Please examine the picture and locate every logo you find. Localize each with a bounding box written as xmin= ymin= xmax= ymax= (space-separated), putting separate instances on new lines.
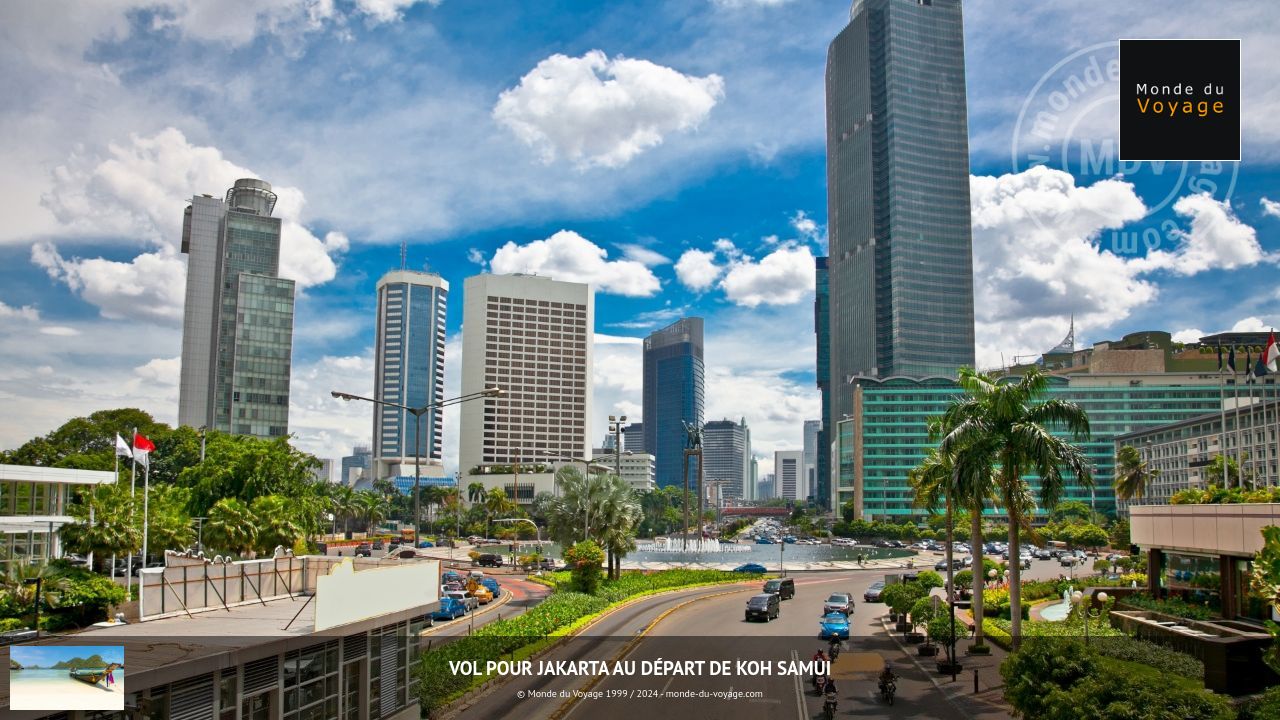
xmin=1012 ymin=41 xmax=1237 ymax=257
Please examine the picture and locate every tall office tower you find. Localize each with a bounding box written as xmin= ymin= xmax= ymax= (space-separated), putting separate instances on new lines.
xmin=622 ymin=422 xmax=645 ymax=453
xmin=759 ymin=473 xmax=775 ymax=501
xmin=803 ymin=420 xmax=822 ymax=501
xmin=341 ymin=444 xmax=372 ymax=486
xmin=748 ymin=456 xmax=759 ymax=502
xmin=178 ymin=178 xmax=295 ymax=438
xmin=824 ymin=0 xmax=976 ymax=433
xmin=814 ymin=256 xmax=832 ymax=509
xmin=643 ymin=318 xmax=705 ymax=489
xmin=703 ymin=418 xmax=751 ymax=500
xmin=372 ymin=270 xmax=448 ymax=477
xmin=774 ymin=450 xmax=803 ymax=501
xmin=458 ymin=274 xmax=593 ymax=474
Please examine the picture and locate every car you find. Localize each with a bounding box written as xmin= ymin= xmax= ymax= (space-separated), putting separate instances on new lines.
xmin=432 ymin=597 xmax=467 ymax=621
xmin=1018 ymin=556 xmax=1032 ymax=569
xmin=441 ymin=582 xmax=463 ymax=594
xmin=823 ymin=592 xmax=854 ymax=616
xmin=733 ymin=563 xmax=769 ymax=574
xmin=419 ymin=540 xmax=434 ymax=548
xmin=745 ymin=593 xmax=780 ymax=622
xmin=874 ymin=539 xmax=893 ymax=548
xmin=1035 ymin=548 xmax=1052 ymax=560
xmin=63 ymin=553 xmax=90 ymax=567
xmin=763 ymin=577 xmax=795 ymax=600
xmin=372 ymin=540 xmax=384 ymax=551
xmin=355 ymin=543 xmax=373 ymax=557
xmin=444 ymin=590 xmax=479 ymax=611
xmin=132 ymin=561 xmax=165 ymax=576
xmin=1060 ymin=555 xmax=1080 ymax=567
xmin=475 ymin=554 xmax=504 ymax=568
xmin=935 ymin=558 xmax=964 ymax=571
xmin=470 ymin=584 xmax=494 ymax=604
xmin=863 ymin=581 xmax=886 ymax=603
xmin=442 ymin=570 xmax=465 ymax=583
xmin=819 ymin=612 xmax=851 ymax=639
xmin=538 ymin=558 xmax=558 ymax=571
xmin=480 ymin=577 xmax=501 ymax=595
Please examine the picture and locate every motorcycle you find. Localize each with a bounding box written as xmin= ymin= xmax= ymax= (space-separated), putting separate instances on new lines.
xmin=822 ymin=690 xmax=838 ymax=720
xmin=828 ymin=639 xmax=841 ymax=660
xmin=878 ymin=675 xmax=896 ymax=706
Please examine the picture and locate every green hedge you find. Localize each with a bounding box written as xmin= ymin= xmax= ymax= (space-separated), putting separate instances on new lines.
xmin=1117 ymin=592 xmax=1215 ymax=621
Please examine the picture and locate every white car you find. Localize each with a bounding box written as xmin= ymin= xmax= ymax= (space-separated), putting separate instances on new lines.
xmin=445 ymin=590 xmax=479 ymax=611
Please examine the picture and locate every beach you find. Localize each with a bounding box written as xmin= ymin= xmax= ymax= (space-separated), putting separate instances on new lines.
xmin=9 ymin=668 xmax=125 ymax=711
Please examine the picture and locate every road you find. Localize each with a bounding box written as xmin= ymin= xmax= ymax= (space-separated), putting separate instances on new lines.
xmin=424 ymin=575 xmax=551 ymax=639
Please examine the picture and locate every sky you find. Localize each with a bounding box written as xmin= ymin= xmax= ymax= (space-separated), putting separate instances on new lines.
xmin=10 ymin=645 xmax=125 ymax=668
xmin=1 ymin=0 xmax=1279 ymax=478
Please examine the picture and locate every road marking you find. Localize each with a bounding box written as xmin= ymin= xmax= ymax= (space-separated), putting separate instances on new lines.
xmin=660 ymin=675 xmax=676 ymax=694
xmin=790 ymin=649 xmax=806 ymax=720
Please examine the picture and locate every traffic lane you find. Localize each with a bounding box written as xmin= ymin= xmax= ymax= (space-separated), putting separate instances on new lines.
xmin=447 ymin=581 xmax=761 ymax=720
xmin=572 ymin=570 xmax=970 ymax=720
xmin=425 ymin=576 xmax=551 ymax=638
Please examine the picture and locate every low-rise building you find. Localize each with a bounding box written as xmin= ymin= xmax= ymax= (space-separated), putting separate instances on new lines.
xmin=590 ymin=452 xmax=656 ymax=493
xmin=0 ymin=463 xmax=115 ymax=569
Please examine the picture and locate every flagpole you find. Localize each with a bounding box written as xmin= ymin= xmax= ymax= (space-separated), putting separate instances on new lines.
xmin=1219 ymin=344 xmax=1227 ymax=491
xmin=142 ymin=460 xmax=150 ymax=577
xmin=127 ymin=427 xmax=136 ymax=596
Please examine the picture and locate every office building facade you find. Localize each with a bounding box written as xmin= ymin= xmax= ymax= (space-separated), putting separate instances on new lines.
xmin=458 ymin=274 xmax=593 ymax=474
xmin=622 ymin=422 xmax=645 ymax=453
xmin=179 ymin=178 xmax=295 ymax=439
xmin=703 ymin=418 xmax=751 ymax=501
xmin=803 ymin=419 xmax=821 ymax=502
xmin=823 ymin=0 xmax=976 ymax=459
xmin=592 ymin=452 xmax=657 ymax=493
xmin=774 ymin=450 xmax=803 ymax=501
xmin=814 ymin=256 xmax=832 ymax=509
xmin=341 ymin=445 xmax=373 ymax=487
xmin=0 ymin=464 xmax=114 ymax=570
xmin=643 ymin=318 xmax=705 ymax=489
xmin=372 ymin=270 xmax=449 ymax=477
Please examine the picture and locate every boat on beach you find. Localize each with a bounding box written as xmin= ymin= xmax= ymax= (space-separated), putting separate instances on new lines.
xmin=69 ymin=664 xmax=120 ymax=686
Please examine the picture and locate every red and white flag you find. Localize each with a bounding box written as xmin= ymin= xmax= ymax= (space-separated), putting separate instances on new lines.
xmin=133 ymin=433 xmax=156 ymax=468
xmin=1265 ymin=330 xmax=1280 ymax=374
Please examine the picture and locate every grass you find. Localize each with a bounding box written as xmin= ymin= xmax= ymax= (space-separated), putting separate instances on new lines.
xmin=1096 ymin=656 xmax=1201 ymax=691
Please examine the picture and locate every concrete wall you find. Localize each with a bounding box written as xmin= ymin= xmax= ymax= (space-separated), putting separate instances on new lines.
xmin=1130 ymin=503 xmax=1280 ymax=556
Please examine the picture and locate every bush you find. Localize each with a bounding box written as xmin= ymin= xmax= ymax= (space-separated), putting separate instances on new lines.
xmin=1089 ymin=637 xmax=1204 ymax=680
xmin=1238 ymin=685 xmax=1280 ymax=720
xmin=0 ymin=617 xmax=25 ymax=632
xmin=1117 ymin=592 xmax=1215 ymax=621
xmin=1051 ymin=671 xmax=1234 ymax=720
xmin=928 ymin=612 xmax=961 ymax=646
xmin=982 ymin=588 xmax=1030 ymax=620
xmin=915 ymin=570 xmax=944 ymax=590
xmin=562 ymin=541 xmax=605 ymax=595
xmin=910 ymin=597 xmax=936 ymax=630
xmin=1001 ymin=639 xmax=1100 ymax=718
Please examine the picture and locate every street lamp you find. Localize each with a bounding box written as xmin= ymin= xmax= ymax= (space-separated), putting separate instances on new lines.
xmin=988 ymin=568 xmax=997 ymax=588
xmin=493 ymin=517 xmax=541 ymax=570
xmin=1071 ymin=590 xmax=1108 ymax=645
xmin=332 ymin=386 xmax=502 ymax=548
xmin=23 ymin=577 xmax=41 ymax=639
xmin=607 ymin=415 xmax=627 ymax=479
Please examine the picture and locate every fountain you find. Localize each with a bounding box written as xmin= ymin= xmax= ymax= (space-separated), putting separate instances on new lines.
xmin=1040 ymin=586 xmax=1074 ymax=622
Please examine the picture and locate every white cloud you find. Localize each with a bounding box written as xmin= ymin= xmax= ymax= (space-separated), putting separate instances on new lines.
xmin=607 ymin=304 xmax=691 ymax=330
xmin=288 ymin=351 xmax=376 ymax=461
xmin=39 ymin=326 xmax=80 ymax=337
xmin=1134 ymin=195 xmax=1263 ymax=276
xmin=618 ymin=243 xmax=670 ymax=267
xmin=720 ymin=244 xmax=816 ymax=307
xmin=353 ymin=0 xmax=439 ymax=25
xmin=134 ymin=356 xmax=180 ymax=384
xmin=674 ymin=249 xmax=723 ymax=292
xmin=711 ymin=0 xmax=796 ymax=7
xmin=1171 ymin=328 xmax=1204 ymax=344
xmin=1263 ymin=198 xmax=1280 ymax=219
xmin=1231 ymin=317 xmax=1269 ymax=333
xmin=489 ymin=230 xmax=660 ymax=297
xmin=466 ymin=248 xmax=487 ymax=267
xmin=493 ymin=50 xmax=725 ymax=169
xmin=0 ymin=302 xmax=39 ymax=322
xmin=790 ymin=210 xmax=822 ymax=246
xmin=35 ymin=128 xmax=347 ymax=322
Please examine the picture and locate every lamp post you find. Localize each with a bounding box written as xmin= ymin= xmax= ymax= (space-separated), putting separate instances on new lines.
xmin=1072 ymin=590 xmax=1108 ymax=645
xmin=988 ymin=568 xmax=997 ymax=588
xmin=23 ymin=577 xmax=41 ymax=639
xmin=607 ymin=415 xmax=627 ymax=479
xmin=332 ymin=386 xmax=502 ymax=549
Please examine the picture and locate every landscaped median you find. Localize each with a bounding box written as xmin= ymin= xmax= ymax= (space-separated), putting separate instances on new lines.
xmin=413 ymin=566 xmax=761 ymax=715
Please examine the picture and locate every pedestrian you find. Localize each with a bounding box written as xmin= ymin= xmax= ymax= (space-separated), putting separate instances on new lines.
xmin=106 ymin=667 xmax=115 ymax=687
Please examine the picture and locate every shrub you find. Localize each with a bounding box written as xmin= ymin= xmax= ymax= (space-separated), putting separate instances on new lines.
xmin=562 ymin=541 xmax=605 ymax=595
xmin=910 ymin=597 xmax=936 ymax=631
xmin=882 ymin=582 xmax=924 ymax=617
xmin=1001 ymin=639 xmax=1100 ymax=718
xmin=0 ymin=617 xmax=25 ymax=632
xmin=928 ymin=612 xmax=961 ymax=646
xmin=1117 ymin=592 xmax=1215 ymax=621
xmin=914 ymin=570 xmax=944 ymax=590
xmin=1238 ymin=685 xmax=1280 ymax=720
xmin=1054 ymin=671 xmax=1234 ymax=720
xmin=982 ymin=588 xmax=1030 ymax=620
xmin=953 ymin=569 xmax=973 ymax=589
xmin=1089 ymin=637 xmax=1204 ymax=680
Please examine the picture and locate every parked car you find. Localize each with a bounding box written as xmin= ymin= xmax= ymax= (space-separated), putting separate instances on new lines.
xmin=823 ymin=592 xmax=854 ymax=616
xmin=763 ymin=577 xmax=795 ymax=600
xmin=863 ymin=581 xmax=886 ymax=603
xmin=355 ymin=543 xmax=373 ymax=557
xmin=475 ymin=554 xmax=504 ymax=568
xmin=745 ymin=593 xmax=780 ymax=622
xmin=1060 ymin=555 xmax=1080 ymax=567
xmin=1035 ymin=548 xmax=1053 ymax=560
xmin=432 ymin=597 xmax=467 ymax=621
xmin=444 ymin=590 xmax=478 ymax=611
xmin=419 ymin=540 xmax=434 ymax=548
xmin=819 ymin=612 xmax=851 ymax=639
xmin=480 ymin=577 xmax=501 ymax=596
xmin=733 ymin=563 xmax=769 ymax=574
xmin=935 ymin=558 xmax=964 ymax=571
xmin=132 ymin=561 xmax=165 ymax=576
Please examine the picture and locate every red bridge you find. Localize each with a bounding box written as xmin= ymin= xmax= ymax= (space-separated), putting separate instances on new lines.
xmin=719 ymin=506 xmax=789 ymax=517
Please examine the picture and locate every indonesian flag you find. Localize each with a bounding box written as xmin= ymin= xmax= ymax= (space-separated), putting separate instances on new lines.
xmin=133 ymin=433 xmax=156 ymax=468
xmin=1265 ymin=331 xmax=1280 ymax=374
xmin=115 ymin=434 xmax=133 ymax=458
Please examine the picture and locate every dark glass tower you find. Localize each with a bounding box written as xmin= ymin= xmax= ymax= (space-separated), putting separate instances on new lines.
xmin=642 ymin=318 xmax=705 ymax=489
xmin=825 ymin=0 xmax=976 ymax=429
xmin=815 ymin=256 xmax=831 ymax=508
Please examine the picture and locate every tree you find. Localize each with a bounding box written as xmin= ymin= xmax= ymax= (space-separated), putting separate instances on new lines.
xmin=1113 ymin=445 xmax=1158 ymax=502
xmin=329 ymin=484 xmax=357 ymax=535
xmin=1205 ymin=452 xmax=1254 ymax=488
xmin=250 ymin=495 xmax=304 ymax=554
xmin=563 ymin=540 xmax=605 ymax=594
xmin=59 ymin=483 xmax=140 ymax=570
xmin=1108 ymin=518 xmax=1130 ymax=549
xmin=144 ymin=485 xmax=195 ymax=554
xmin=1250 ymin=525 xmax=1280 ymax=675
xmin=1069 ymin=523 xmax=1109 ymax=552
xmin=355 ymin=491 xmax=389 ymax=532
xmin=594 ymin=475 xmax=641 ymax=579
xmin=938 ymin=368 xmax=1093 ymax=648
xmin=1050 ymin=499 xmax=1093 ymax=523
xmin=204 ymin=498 xmax=258 ymax=557
xmin=1000 ymin=640 xmax=1100 ymax=719
xmin=467 ymin=482 xmax=487 ymax=506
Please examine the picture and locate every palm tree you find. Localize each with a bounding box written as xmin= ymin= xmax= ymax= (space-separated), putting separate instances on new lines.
xmin=908 ymin=445 xmax=963 ymax=658
xmin=938 ymin=368 xmax=1093 ymax=648
xmin=467 ymin=481 xmax=487 ymax=506
xmin=204 ymin=498 xmax=258 ymax=557
xmin=1114 ymin=445 xmax=1158 ymax=502
xmin=355 ymin=491 xmax=389 ymax=532
xmin=60 ymin=483 xmax=140 ymax=570
xmin=250 ymin=495 xmax=304 ymax=555
xmin=546 ymin=466 xmax=593 ymax=545
xmin=595 ymin=475 xmax=641 ymax=579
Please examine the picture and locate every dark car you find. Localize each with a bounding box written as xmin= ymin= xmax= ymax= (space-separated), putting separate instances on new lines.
xmin=745 ymin=593 xmax=780 ymax=622
xmin=733 ymin=563 xmax=768 ymax=574
xmin=476 ymin=554 xmax=504 ymax=568
xmin=863 ymin=581 xmax=886 ymax=602
xmin=355 ymin=543 xmax=372 ymax=557
xmin=935 ymin=558 xmax=963 ymax=571
xmin=763 ymin=577 xmax=795 ymax=600
xmin=823 ymin=592 xmax=854 ymax=616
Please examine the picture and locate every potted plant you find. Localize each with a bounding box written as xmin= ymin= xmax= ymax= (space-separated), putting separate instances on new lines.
xmin=927 ymin=612 xmax=962 ymax=673
xmin=885 ymin=582 xmax=924 ymax=633
xmin=908 ymin=597 xmax=935 ymax=647
xmin=881 ymin=583 xmax=908 ymax=624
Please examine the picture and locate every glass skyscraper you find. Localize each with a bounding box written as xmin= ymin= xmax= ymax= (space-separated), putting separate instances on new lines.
xmin=179 ymin=179 xmax=295 ymax=439
xmin=815 ymin=256 xmax=832 ymax=508
xmin=373 ymin=270 xmax=449 ymax=467
xmin=824 ymin=0 xmax=976 ymax=435
xmin=643 ymin=318 xmax=705 ymax=489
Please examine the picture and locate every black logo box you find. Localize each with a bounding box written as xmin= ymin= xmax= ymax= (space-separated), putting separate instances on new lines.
xmin=1119 ymin=39 xmax=1240 ymax=162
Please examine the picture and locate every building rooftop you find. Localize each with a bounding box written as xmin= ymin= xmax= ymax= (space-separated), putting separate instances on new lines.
xmin=0 ymin=463 xmax=115 ymax=485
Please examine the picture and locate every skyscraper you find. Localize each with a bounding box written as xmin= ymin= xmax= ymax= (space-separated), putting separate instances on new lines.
xmin=643 ymin=318 xmax=705 ymax=489
xmin=622 ymin=422 xmax=645 ymax=453
xmin=803 ymin=419 xmax=822 ymax=501
xmin=178 ymin=178 xmax=295 ymax=439
xmin=372 ymin=270 xmax=448 ymax=478
xmin=458 ymin=274 xmax=593 ymax=474
xmin=703 ymin=418 xmax=751 ymax=501
xmin=774 ymin=450 xmax=803 ymax=501
xmin=824 ymin=0 xmax=976 ymax=424
xmin=340 ymin=444 xmax=372 ymax=487
xmin=815 ymin=256 xmax=832 ymax=508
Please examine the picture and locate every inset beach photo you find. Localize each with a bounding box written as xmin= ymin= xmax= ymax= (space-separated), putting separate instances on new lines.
xmin=9 ymin=646 xmax=124 ymax=711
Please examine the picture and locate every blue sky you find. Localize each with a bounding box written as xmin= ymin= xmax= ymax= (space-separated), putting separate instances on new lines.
xmin=11 ymin=646 xmax=125 ymax=668
xmin=1 ymin=0 xmax=1279 ymax=476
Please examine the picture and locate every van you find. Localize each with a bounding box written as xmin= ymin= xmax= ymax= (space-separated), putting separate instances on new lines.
xmin=763 ymin=577 xmax=795 ymax=600
xmin=745 ymin=593 xmax=780 ymax=622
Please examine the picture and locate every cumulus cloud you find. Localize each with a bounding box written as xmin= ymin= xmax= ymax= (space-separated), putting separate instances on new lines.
xmin=1171 ymin=328 xmax=1204 ymax=344
xmin=134 ymin=356 xmax=180 ymax=384
xmin=1263 ymin=198 xmax=1280 ymax=219
xmin=36 ymin=128 xmax=347 ymax=321
xmin=1173 ymin=318 xmax=1274 ymax=346
xmin=466 ymin=248 xmax=487 ymax=267
xmin=489 ymin=230 xmax=660 ymax=296
xmin=674 ymin=249 xmax=723 ymax=292
xmin=493 ymin=50 xmax=725 ymax=169
xmin=618 ymin=243 xmax=670 ymax=267
xmin=353 ymin=0 xmax=440 ymax=24
xmin=1133 ymin=195 xmax=1263 ymax=276
xmin=790 ymin=210 xmax=822 ymax=246
xmin=0 ymin=301 xmax=39 ymax=322
xmin=720 ymin=244 xmax=816 ymax=307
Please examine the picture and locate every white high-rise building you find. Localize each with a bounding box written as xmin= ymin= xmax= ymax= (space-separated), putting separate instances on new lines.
xmin=458 ymin=274 xmax=593 ymax=476
xmin=774 ymin=450 xmax=803 ymax=501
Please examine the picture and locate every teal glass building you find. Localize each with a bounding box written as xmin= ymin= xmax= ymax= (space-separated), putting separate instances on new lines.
xmin=837 ymin=376 xmax=1226 ymax=521
xmin=815 ymin=257 xmax=832 ymax=508
xmin=643 ymin=318 xmax=705 ymax=489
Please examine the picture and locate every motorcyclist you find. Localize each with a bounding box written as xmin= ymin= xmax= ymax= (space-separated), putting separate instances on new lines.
xmin=812 ymin=650 xmax=828 ymax=691
xmin=818 ymin=675 xmax=838 ymax=695
xmin=878 ymin=664 xmax=898 ymax=693
xmin=827 ymin=635 xmax=842 ymax=659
